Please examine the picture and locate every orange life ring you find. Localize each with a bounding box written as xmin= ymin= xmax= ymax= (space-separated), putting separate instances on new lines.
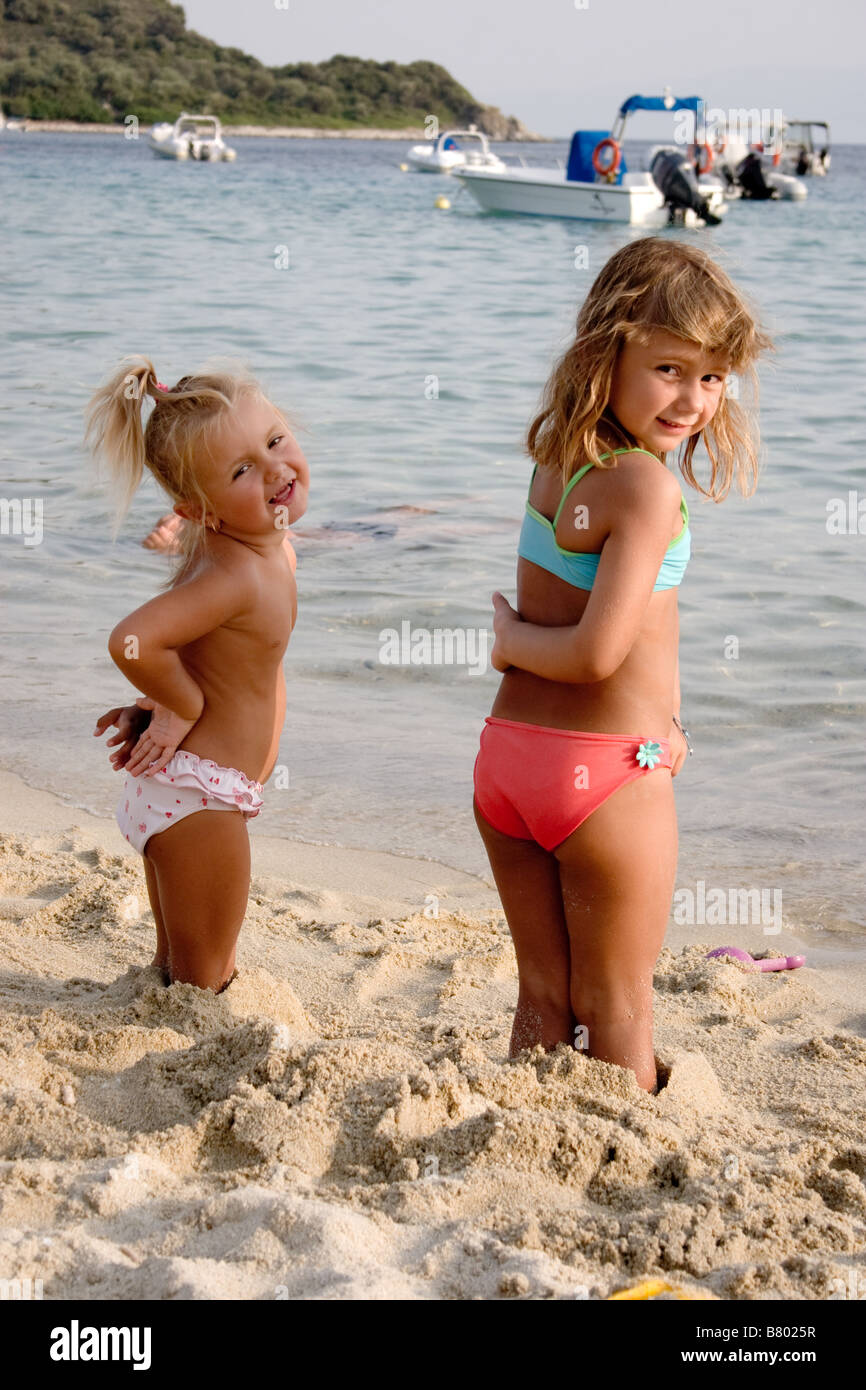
xmin=592 ymin=138 xmax=621 ymax=178
xmin=690 ymin=142 xmax=714 ymax=173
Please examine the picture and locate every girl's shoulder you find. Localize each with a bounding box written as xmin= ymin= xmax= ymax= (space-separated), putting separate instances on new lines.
xmin=592 ymin=450 xmax=684 ymax=520
xmin=170 ymin=534 xmax=258 ymax=593
xmin=535 ymin=447 xmax=680 ymax=512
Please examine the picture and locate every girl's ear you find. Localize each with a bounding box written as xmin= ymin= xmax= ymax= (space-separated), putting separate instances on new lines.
xmin=173 ymin=500 xmax=203 ymax=523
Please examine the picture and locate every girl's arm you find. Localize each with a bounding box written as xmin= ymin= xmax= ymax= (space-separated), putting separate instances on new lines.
xmin=493 ymin=466 xmax=684 ymax=683
xmin=108 ymin=563 xmax=253 ymax=719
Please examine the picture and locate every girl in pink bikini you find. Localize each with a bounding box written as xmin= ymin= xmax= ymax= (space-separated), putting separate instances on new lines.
xmin=475 ymin=238 xmax=772 ymax=1092
xmin=86 ymin=358 xmax=307 ymax=992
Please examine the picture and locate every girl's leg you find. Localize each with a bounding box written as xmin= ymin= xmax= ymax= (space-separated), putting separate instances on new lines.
xmin=554 ymin=771 xmax=678 ymax=1093
xmin=144 ymin=809 xmax=251 ymax=991
xmin=142 ymin=856 xmax=169 ymax=978
xmin=474 ymin=799 xmax=574 ymax=1054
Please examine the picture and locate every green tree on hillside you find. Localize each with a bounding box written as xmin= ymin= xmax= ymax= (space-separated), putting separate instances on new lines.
xmin=0 ymin=0 xmax=503 ymax=129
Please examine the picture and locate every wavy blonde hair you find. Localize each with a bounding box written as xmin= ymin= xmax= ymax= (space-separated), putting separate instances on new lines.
xmin=84 ymin=355 xmax=296 ymax=584
xmin=526 ymin=237 xmax=774 ymax=500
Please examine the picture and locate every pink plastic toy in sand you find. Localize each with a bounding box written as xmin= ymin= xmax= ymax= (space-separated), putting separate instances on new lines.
xmin=706 ymin=946 xmax=805 ymax=972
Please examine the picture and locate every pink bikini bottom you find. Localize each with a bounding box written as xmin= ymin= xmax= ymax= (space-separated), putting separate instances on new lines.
xmin=116 ymin=750 xmax=263 ymax=856
xmin=473 ymin=716 xmax=672 ymax=852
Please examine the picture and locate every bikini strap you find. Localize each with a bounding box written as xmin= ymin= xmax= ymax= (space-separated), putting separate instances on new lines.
xmin=551 ymin=461 xmax=597 ymax=526
xmin=532 ymin=447 xmax=663 ymax=526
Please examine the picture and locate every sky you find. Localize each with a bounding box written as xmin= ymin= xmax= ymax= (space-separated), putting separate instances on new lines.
xmin=180 ymin=0 xmax=863 ymax=142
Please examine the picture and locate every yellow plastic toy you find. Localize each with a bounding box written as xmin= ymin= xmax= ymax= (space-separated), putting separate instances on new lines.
xmin=608 ymin=1278 xmax=715 ymax=1301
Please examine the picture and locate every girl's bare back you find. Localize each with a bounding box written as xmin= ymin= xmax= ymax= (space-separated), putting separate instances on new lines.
xmin=176 ymin=533 xmax=296 ymax=783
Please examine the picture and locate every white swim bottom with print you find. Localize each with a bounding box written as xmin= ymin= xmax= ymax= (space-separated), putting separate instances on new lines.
xmin=116 ymin=750 xmax=264 ymax=855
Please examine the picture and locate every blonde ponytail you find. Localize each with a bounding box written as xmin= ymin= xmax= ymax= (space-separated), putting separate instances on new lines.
xmin=83 ymin=355 xmax=170 ymax=531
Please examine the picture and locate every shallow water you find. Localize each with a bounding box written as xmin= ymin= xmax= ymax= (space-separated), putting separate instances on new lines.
xmin=0 ymin=132 xmax=863 ymax=940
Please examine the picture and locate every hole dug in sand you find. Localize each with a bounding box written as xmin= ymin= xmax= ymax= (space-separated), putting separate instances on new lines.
xmin=653 ymin=1052 xmax=724 ymax=1118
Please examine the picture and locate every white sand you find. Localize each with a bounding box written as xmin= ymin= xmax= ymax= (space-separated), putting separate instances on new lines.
xmin=14 ymin=122 xmax=548 ymax=141
xmin=1 ymin=768 xmax=864 ymax=1301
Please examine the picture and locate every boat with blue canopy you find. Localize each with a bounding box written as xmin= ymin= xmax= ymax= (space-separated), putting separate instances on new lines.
xmin=453 ymin=90 xmax=727 ymax=226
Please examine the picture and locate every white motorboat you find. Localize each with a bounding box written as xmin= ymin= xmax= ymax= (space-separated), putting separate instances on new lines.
xmin=704 ymin=111 xmax=808 ymax=199
xmin=0 ymin=105 xmax=26 ymax=132
xmin=149 ymin=113 xmax=237 ymax=162
xmin=455 ymin=164 xmax=682 ymax=225
xmin=406 ymin=125 xmax=506 ymax=174
xmin=736 ymin=157 xmax=808 ymax=200
xmin=454 ymin=93 xmax=727 ymax=226
xmin=712 ymin=133 xmax=807 ymax=201
xmin=779 ymin=120 xmax=830 ymax=176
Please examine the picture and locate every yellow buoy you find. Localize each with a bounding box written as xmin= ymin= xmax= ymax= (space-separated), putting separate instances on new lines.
xmin=435 ymin=195 xmax=451 ymax=210
xmin=399 ymin=163 xmax=409 ymax=171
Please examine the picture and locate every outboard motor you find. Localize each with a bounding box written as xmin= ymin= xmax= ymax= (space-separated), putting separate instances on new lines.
xmin=735 ymin=151 xmax=776 ymax=200
xmin=650 ymin=148 xmax=722 ymax=225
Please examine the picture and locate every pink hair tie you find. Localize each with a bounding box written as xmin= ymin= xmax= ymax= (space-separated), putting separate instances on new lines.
xmin=156 ymin=381 xmax=168 ymax=391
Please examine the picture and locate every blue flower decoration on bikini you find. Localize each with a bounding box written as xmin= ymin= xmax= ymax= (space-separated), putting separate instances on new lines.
xmin=636 ymin=741 xmax=663 ymax=769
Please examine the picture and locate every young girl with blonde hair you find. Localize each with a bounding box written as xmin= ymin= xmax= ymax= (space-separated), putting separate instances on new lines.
xmin=475 ymin=237 xmax=773 ymax=1092
xmin=87 ymin=358 xmax=307 ymax=992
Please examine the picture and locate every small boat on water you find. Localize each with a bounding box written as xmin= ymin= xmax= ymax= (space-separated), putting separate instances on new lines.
xmin=454 ymin=93 xmax=727 ymax=226
xmin=149 ymin=113 xmax=237 ymax=162
xmin=405 ymin=125 xmax=506 ymax=174
xmin=0 ymin=105 xmax=26 ymax=132
xmin=778 ymin=120 xmax=830 ymax=176
xmin=710 ymin=118 xmax=808 ymax=200
xmin=721 ymin=151 xmax=808 ymax=201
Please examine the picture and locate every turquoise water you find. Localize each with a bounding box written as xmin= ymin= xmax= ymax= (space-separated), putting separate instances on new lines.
xmin=0 ymin=132 xmax=864 ymax=940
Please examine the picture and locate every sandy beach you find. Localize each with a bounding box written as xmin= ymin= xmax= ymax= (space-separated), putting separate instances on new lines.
xmin=6 ymin=121 xmax=549 ymax=141
xmin=1 ymin=767 xmax=864 ymax=1301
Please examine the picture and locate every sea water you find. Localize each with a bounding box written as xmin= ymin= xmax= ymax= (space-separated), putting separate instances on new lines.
xmin=0 ymin=133 xmax=863 ymax=941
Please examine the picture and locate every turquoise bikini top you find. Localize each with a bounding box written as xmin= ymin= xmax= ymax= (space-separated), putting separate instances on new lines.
xmin=518 ymin=448 xmax=690 ymax=593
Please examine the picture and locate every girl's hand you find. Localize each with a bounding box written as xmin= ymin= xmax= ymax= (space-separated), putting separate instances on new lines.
xmin=491 ymin=591 xmax=520 ymax=673
xmin=124 ymin=698 xmax=199 ymax=777
xmin=93 ymin=703 xmax=152 ymax=771
xmin=142 ymin=513 xmax=185 ymax=553
xmin=670 ymin=720 xmax=689 ymax=778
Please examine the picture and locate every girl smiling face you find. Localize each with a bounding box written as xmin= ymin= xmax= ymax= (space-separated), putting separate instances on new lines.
xmin=176 ymin=393 xmax=310 ymax=540
xmin=607 ymin=328 xmax=730 ymax=455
